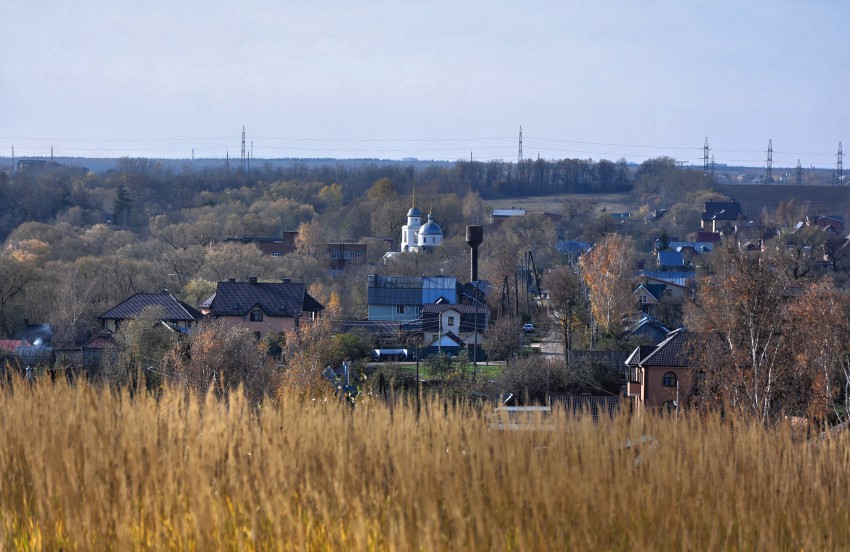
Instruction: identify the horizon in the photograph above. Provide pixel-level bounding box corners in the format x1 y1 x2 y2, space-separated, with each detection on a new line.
5 2 849 168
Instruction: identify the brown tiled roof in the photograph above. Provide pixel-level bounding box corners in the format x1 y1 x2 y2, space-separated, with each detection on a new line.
639 329 694 367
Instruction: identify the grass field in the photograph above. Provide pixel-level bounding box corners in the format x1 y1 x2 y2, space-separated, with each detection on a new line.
486 184 850 221
1 379 849 550
486 193 633 215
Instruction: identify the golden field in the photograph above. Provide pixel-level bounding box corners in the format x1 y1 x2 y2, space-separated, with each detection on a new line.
0 380 848 551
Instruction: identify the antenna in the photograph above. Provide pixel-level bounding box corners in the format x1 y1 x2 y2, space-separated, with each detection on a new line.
796 159 802 186
703 137 709 176
765 139 773 184
240 126 246 173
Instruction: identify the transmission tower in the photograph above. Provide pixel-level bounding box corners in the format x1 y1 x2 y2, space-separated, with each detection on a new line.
518 126 523 165
711 154 716 179
836 142 843 185
796 159 802 186
240 126 246 173
765 139 773 184
703 137 710 176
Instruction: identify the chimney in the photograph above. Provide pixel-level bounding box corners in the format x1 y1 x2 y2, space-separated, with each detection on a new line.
466 225 483 282
248 276 258 284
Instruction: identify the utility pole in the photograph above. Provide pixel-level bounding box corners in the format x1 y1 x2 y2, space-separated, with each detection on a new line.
518 126 523 166
765 139 773 184
796 159 802 186
240 126 246 173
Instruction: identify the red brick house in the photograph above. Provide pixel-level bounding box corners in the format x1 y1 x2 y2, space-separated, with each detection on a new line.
203 277 324 337
625 329 696 413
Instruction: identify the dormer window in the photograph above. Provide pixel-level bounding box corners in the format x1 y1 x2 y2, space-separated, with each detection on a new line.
250 310 263 322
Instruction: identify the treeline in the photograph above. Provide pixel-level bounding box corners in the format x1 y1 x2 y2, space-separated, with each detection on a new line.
0 155 636 240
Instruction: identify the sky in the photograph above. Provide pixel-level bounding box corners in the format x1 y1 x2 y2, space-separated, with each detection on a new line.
3 0 850 168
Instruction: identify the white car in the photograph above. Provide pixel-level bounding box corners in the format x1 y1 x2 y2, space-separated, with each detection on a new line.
522 323 536 333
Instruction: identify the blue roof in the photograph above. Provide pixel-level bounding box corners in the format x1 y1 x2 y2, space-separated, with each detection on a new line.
419 214 442 236
407 207 421 217
658 251 685 267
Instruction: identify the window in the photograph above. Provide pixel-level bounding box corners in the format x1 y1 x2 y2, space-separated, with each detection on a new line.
396 305 405 314
356 251 364 259
447 316 455 326
331 250 340 259
250 310 263 322
272 252 282 257
344 251 352 260
641 295 647 303
663 372 677 387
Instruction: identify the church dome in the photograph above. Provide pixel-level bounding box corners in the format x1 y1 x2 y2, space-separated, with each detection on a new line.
419 214 443 236
407 207 422 217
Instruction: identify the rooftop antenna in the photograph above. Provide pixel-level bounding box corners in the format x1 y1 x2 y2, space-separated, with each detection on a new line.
765 139 773 184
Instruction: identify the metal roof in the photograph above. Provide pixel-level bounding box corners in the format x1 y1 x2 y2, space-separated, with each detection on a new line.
99 293 204 322
211 281 323 317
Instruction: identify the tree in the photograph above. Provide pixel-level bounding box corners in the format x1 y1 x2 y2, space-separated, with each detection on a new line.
165 321 273 403
295 219 327 261
686 246 794 424
546 264 588 357
786 280 850 421
579 234 636 336
367 177 396 202
0 254 38 334
103 305 177 390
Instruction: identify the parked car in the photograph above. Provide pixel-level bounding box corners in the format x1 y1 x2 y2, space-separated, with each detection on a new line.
522 323 536 333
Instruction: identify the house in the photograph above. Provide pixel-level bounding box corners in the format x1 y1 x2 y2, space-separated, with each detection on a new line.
634 283 668 309
226 233 299 257
420 304 488 358
625 329 696 412
806 215 845 235
367 275 457 322
326 242 367 271
204 277 324 337
657 250 686 269
228 234 367 270
0 339 29 354
622 314 671 343
99 292 205 333
701 201 744 232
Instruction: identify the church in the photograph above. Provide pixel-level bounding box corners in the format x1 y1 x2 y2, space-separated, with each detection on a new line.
400 205 443 252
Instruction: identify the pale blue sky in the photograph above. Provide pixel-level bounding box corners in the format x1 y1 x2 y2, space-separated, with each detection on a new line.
3 1 849 167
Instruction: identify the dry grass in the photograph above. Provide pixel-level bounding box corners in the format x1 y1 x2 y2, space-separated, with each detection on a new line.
0 380 849 550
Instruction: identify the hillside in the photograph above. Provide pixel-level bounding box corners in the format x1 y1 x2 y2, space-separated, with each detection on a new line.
716 184 850 219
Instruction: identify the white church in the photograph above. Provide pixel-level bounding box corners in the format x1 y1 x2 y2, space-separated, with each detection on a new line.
400 205 443 252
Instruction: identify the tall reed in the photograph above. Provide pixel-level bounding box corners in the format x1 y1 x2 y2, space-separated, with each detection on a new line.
0 379 847 550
